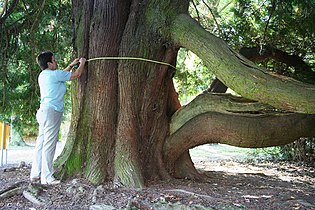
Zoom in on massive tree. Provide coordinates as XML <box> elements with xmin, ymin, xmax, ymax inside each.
<box><xmin>53</xmin><ymin>0</ymin><xmax>315</xmax><ymax>188</ymax></box>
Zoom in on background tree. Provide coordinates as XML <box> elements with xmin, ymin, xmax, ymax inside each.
<box><xmin>0</xmin><ymin>0</ymin><xmax>72</xmax><ymax>137</ymax></box>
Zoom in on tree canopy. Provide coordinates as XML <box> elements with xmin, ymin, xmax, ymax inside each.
<box><xmin>0</xmin><ymin>0</ymin><xmax>72</xmax><ymax>134</ymax></box>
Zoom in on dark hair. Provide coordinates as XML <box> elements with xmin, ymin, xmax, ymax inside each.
<box><xmin>37</xmin><ymin>51</ymin><xmax>54</xmax><ymax>70</ymax></box>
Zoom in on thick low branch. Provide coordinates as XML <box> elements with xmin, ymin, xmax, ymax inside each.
<box><xmin>170</xmin><ymin>93</ymin><xmax>273</xmax><ymax>135</ymax></box>
<box><xmin>164</xmin><ymin>93</ymin><xmax>315</xmax><ymax>168</ymax></box>
<box><xmin>165</xmin><ymin>112</ymin><xmax>315</xmax><ymax>167</ymax></box>
<box><xmin>170</xmin><ymin>14</ymin><xmax>315</xmax><ymax>114</ymax></box>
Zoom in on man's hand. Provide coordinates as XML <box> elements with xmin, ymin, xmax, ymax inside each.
<box><xmin>70</xmin><ymin>57</ymin><xmax>87</xmax><ymax>80</ymax></box>
<box><xmin>65</xmin><ymin>58</ymin><xmax>80</xmax><ymax>71</ymax></box>
<box><xmin>70</xmin><ymin>58</ymin><xmax>80</xmax><ymax>67</ymax></box>
<box><xmin>79</xmin><ymin>57</ymin><xmax>86</xmax><ymax>64</ymax></box>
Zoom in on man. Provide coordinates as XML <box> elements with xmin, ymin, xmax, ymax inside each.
<box><xmin>30</xmin><ymin>51</ymin><xmax>86</xmax><ymax>184</ymax></box>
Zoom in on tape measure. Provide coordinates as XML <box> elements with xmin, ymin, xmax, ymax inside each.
<box><xmin>74</xmin><ymin>56</ymin><xmax>176</xmax><ymax>69</ymax></box>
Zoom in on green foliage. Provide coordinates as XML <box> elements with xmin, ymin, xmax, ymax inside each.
<box><xmin>174</xmin><ymin>49</ymin><xmax>215</xmax><ymax>104</ymax></box>
<box><xmin>189</xmin><ymin>0</ymin><xmax>315</xmax><ymax>81</ymax></box>
<box><xmin>248</xmin><ymin>147</ymin><xmax>287</xmax><ymax>161</ymax></box>
<box><xmin>227</xmin><ymin>0</ymin><xmax>315</xmax><ymax>80</ymax></box>
<box><xmin>0</xmin><ymin>0</ymin><xmax>73</xmax><ymax>136</ymax></box>
<box><xmin>247</xmin><ymin>138</ymin><xmax>315</xmax><ymax>163</ymax></box>
<box><xmin>280</xmin><ymin>138</ymin><xmax>315</xmax><ymax>162</ymax></box>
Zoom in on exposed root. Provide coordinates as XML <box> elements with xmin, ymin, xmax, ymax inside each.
<box><xmin>0</xmin><ymin>186</ymin><xmax>25</xmax><ymax>199</ymax></box>
<box><xmin>0</xmin><ymin>181</ymin><xmax>27</xmax><ymax>199</ymax></box>
<box><xmin>0</xmin><ymin>180</ymin><xmax>48</xmax><ymax>206</ymax></box>
<box><xmin>165</xmin><ymin>189</ymin><xmax>223</xmax><ymax>201</ymax></box>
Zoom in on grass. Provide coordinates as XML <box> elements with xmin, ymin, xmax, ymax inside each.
<box><xmin>190</xmin><ymin>143</ymin><xmax>254</xmax><ymax>161</ymax></box>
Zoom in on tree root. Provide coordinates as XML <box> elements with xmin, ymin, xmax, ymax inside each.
<box><xmin>0</xmin><ymin>181</ymin><xmax>27</xmax><ymax>199</ymax></box>
<box><xmin>0</xmin><ymin>181</ymin><xmax>47</xmax><ymax>206</ymax></box>
<box><xmin>165</xmin><ymin>189</ymin><xmax>223</xmax><ymax>201</ymax></box>
<box><xmin>0</xmin><ymin>186</ymin><xmax>25</xmax><ymax>199</ymax></box>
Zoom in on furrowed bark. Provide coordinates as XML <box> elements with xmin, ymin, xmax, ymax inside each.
<box><xmin>56</xmin><ymin>0</ymin><xmax>130</xmax><ymax>184</ymax></box>
<box><xmin>113</xmin><ymin>0</ymin><xmax>185</xmax><ymax>187</ymax></box>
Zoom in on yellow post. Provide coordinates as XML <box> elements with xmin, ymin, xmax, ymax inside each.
<box><xmin>1</xmin><ymin>121</ymin><xmax>10</xmax><ymax>166</ymax></box>
<box><xmin>0</xmin><ymin>121</ymin><xmax>10</xmax><ymax>149</ymax></box>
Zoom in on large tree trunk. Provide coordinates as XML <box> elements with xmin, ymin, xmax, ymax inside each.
<box><xmin>114</xmin><ymin>1</ymin><xmax>177</xmax><ymax>187</ymax></box>
<box><xmin>55</xmin><ymin>1</ymin><xmax>315</xmax><ymax>187</ymax></box>
<box><xmin>56</xmin><ymin>0</ymin><xmax>131</xmax><ymax>184</ymax></box>
<box><xmin>56</xmin><ymin>0</ymin><xmax>189</xmax><ymax>187</ymax></box>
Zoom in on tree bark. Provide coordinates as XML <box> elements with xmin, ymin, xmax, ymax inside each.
<box><xmin>114</xmin><ymin>0</ymin><xmax>188</xmax><ymax>187</ymax></box>
<box><xmin>56</xmin><ymin>0</ymin><xmax>131</xmax><ymax>184</ymax></box>
<box><xmin>57</xmin><ymin>0</ymin><xmax>189</xmax><ymax>187</ymax></box>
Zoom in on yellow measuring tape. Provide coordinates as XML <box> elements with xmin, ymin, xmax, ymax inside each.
<box><xmin>76</xmin><ymin>56</ymin><xmax>176</xmax><ymax>70</ymax></box>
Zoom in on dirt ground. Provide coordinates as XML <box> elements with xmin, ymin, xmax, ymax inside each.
<box><xmin>0</xmin><ymin>146</ymin><xmax>314</xmax><ymax>209</ymax></box>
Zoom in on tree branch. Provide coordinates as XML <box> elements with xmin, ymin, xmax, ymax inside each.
<box><xmin>0</xmin><ymin>0</ymin><xmax>8</xmax><ymax>19</ymax></box>
<box><xmin>0</xmin><ymin>0</ymin><xmax>19</xmax><ymax>24</ymax></box>
<box><xmin>190</xmin><ymin>0</ymin><xmax>200</xmax><ymax>22</ymax></box>
<box><xmin>164</xmin><ymin>93</ymin><xmax>315</xmax><ymax>167</ymax></box>
<box><xmin>201</xmin><ymin>0</ymin><xmax>225</xmax><ymax>39</ymax></box>
<box><xmin>262</xmin><ymin>0</ymin><xmax>276</xmax><ymax>42</ymax></box>
<box><xmin>239</xmin><ymin>45</ymin><xmax>313</xmax><ymax>76</ymax></box>
<box><xmin>170</xmin><ymin>14</ymin><xmax>315</xmax><ymax>114</ymax></box>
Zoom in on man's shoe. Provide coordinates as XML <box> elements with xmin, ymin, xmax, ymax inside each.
<box><xmin>30</xmin><ymin>177</ymin><xmax>40</xmax><ymax>183</ymax></box>
<box><xmin>47</xmin><ymin>179</ymin><xmax>61</xmax><ymax>185</ymax></box>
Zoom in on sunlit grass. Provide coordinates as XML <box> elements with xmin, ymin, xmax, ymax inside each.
<box><xmin>190</xmin><ymin>143</ymin><xmax>283</xmax><ymax>162</ymax></box>
<box><xmin>190</xmin><ymin>143</ymin><xmax>253</xmax><ymax>161</ymax></box>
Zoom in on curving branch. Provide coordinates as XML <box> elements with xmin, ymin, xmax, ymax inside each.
<box><xmin>170</xmin><ymin>14</ymin><xmax>315</xmax><ymax>114</ymax></box>
<box><xmin>0</xmin><ymin>0</ymin><xmax>8</xmax><ymax>18</ymax></box>
<box><xmin>207</xmin><ymin>43</ymin><xmax>314</xmax><ymax>95</ymax></box>
<box><xmin>170</xmin><ymin>93</ymin><xmax>274</xmax><ymax>135</ymax></box>
<box><xmin>239</xmin><ymin>45</ymin><xmax>313</xmax><ymax>76</ymax></box>
<box><xmin>0</xmin><ymin>0</ymin><xmax>19</xmax><ymax>24</ymax></box>
<box><xmin>164</xmin><ymin>93</ymin><xmax>315</xmax><ymax>169</ymax></box>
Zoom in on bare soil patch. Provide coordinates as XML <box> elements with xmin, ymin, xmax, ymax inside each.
<box><xmin>0</xmin><ymin>145</ymin><xmax>314</xmax><ymax>209</ymax></box>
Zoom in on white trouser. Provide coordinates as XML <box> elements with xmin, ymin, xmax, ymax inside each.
<box><xmin>30</xmin><ymin>106</ymin><xmax>62</xmax><ymax>184</ymax></box>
